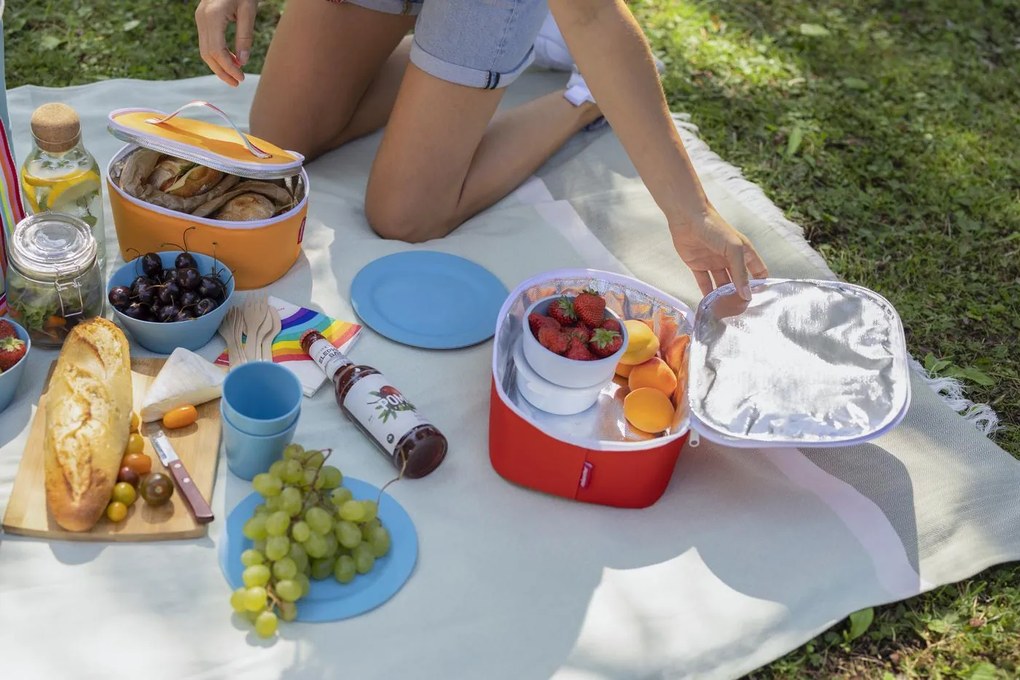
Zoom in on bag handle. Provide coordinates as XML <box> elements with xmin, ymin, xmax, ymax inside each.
<box><xmin>144</xmin><ymin>101</ymin><xmax>272</xmax><ymax>159</ymax></box>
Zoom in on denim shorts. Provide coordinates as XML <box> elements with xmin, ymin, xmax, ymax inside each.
<box><xmin>343</xmin><ymin>0</ymin><xmax>548</xmax><ymax>89</ymax></box>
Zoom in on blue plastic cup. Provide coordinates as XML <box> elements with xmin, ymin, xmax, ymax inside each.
<box><xmin>221</xmin><ymin>402</ymin><xmax>299</xmax><ymax>480</ymax></box>
<box><xmin>221</xmin><ymin>362</ymin><xmax>302</xmax><ymax>436</ymax></box>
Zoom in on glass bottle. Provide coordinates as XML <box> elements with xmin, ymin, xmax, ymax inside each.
<box><xmin>301</xmin><ymin>330</ymin><xmax>448</xmax><ymax>478</ymax></box>
<box><xmin>20</xmin><ymin>102</ymin><xmax>106</xmax><ymax>270</ymax></box>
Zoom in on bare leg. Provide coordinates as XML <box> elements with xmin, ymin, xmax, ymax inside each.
<box><xmin>366</xmin><ymin>65</ymin><xmax>601</xmax><ymax>242</ymax></box>
<box><xmin>250</xmin><ymin>1</ymin><xmax>415</xmax><ymax>158</ymax></box>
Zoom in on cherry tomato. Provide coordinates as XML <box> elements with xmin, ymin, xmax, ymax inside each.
<box><xmin>126</xmin><ymin>433</ymin><xmax>145</xmax><ymax>455</ymax></box>
<box><xmin>117</xmin><ymin>466</ymin><xmax>140</xmax><ymax>487</ymax></box>
<box><xmin>141</xmin><ymin>473</ymin><xmax>174</xmax><ymax>507</ymax></box>
<box><xmin>112</xmin><ymin>482</ymin><xmax>137</xmax><ymax>506</ymax></box>
<box><xmin>162</xmin><ymin>405</ymin><xmax>198</xmax><ymax>430</ymax></box>
<box><xmin>122</xmin><ymin>452</ymin><xmax>152</xmax><ymax>476</ymax></box>
<box><xmin>130</xmin><ymin>412</ymin><xmax>140</xmax><ymax>433</ymax></box>
<box><xmin>106</xmin><ymin>501</ymin><xmax>128</xmax><ymax>523</ymax></box>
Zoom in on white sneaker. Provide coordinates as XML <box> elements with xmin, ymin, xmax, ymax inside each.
<box><xmin>564</xmin><ymin>68</ymin><xmax>595</xmax><ymax>106</ymax></box>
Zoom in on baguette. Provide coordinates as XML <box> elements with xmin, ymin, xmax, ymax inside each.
<box><xmin>44</xmin><ymin>318</ymin><xmax>132</xmax><ymax>532</ymax></box>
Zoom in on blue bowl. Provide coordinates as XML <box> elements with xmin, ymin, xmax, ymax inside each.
<box><xmin>108</xmin><ymin>251</ymin><xmax>235</xmax><ymax>354</ymax></box>
<box><xmin>0</xmin><ymin>317</ymin><xmax>31</xmax><ymax>414</ymax></box>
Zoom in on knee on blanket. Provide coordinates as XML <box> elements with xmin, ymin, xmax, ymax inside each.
<box><xmin>365</xmin><ymin>195</ymin><xmax>455</xmax><ymax>244</ymax></box>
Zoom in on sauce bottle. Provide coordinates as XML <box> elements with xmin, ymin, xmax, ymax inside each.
<box><xmin>301</xmin><ymin>330</ymin><xmax>448</xmax><ymax>478</ymax></box>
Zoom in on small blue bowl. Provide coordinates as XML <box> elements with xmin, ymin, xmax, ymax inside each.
<box><xmin>0</xmin><ymin>317</ymin><xmax>31</xmax><ymax>414</ymax></box>
<box><xmin>108</xmin><ymin>251</ymin><xmax>235</xmax><ymax>354</ymax></box>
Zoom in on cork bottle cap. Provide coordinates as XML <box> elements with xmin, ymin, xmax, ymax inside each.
<box><xmin>30</xmin><ymin>103</ymin><xmax>81</xmax><ymax>153</ymax></box>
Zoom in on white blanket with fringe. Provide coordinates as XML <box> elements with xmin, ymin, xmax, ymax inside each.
<box><xmin>0</xmin><ymin>71</ymin><xmax>1017</xmax><ymax>680</ymax></box>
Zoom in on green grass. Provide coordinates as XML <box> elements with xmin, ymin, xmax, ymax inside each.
<box><xmin>5</xmin><ymin>1</ymin><xmax>1019</xmax><ymax>677</ymax></box>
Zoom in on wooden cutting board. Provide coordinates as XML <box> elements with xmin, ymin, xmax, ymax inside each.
<box><xmin>2</xmin><ymin>358</ymin><xmax>221</xmax><ymax>541</ymax></box>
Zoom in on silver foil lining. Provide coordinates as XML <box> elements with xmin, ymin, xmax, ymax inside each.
<box><xmin>494</xmin><ymin>272</ymin><xmax>693</xmax><ymax>448</ymax></box>
<box><xmin>688</xmin><ymin>279</ymin><xmax>909</xmax><ymax>444</ymax></box>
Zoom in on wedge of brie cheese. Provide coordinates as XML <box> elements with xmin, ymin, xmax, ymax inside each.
<box><xmin>141</xmin><ymin>348</ymin><xmax>227</xmax><ymax>422</ymax></box>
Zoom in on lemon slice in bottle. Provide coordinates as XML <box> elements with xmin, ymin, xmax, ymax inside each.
<box><xmin>47</xmin><ymin>171</ymin><xmax>101</xmax><ymax>211</ymax></box>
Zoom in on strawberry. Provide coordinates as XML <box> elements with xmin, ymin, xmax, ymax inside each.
<box><xmin>528</xmin><ymin>313</ymin><xmax>559</xmax><ymax>338</ymax></box>
<box><xmin>547</xmin><ymin>296</ymin><xmax>577</xmax><ymax>326</ymax></box>
<box><xmin>565</xmin><ymin>325</ymin><xmax>591</xmax><ymax>344</ymax></box>
<box><xmin>601</xmin><ymin>318</ymin><xmax>622</xmax><ymax>334</ymax></box>
<box><xmin>537</xmin><ymin>326</ymin><xmax>570</xmax><ymax>355</ymax></box>
<box><xmin>588</xmin><ymin>328</ymin><xmax>623</xmax><ymax>358</ymax></box>
<box><xmin>574</xmin><ymin>289</ymin><xmax>607</xmax><ymax>328</ymax></box>
<box><xmin>0</xmin><ymin>335</ymin><xmax>27</xmax><ymax>372</ymax></box>
<box><xmin>0</xmin><ymin>320</ymin><xmax>16</xmax><ymax>340</ymax></box>
<box><xmin>565</xmin><ymin>338</ymin><xmax>596</xmax><ymax>361</ymax></box>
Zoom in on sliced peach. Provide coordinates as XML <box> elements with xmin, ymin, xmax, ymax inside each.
<box><xmin>627</xmin><ymin>357</ymin><xmax>677</xmax><ymax>397</ymax></box>
<box><xmin>619</xmin><ymin>320</ymin><xmax>660</xmax><ymax>365</ymax></box>
<box><xmin>624</xmin><ymin>387</ymin><xmax>674</xmax><ymax>434</ymax></box>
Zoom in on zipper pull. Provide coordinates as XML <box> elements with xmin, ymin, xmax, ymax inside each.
<box><xmin>688</xmin><ymin>429</ymin><xmax>700</xmax><ymax>448</ymax></box>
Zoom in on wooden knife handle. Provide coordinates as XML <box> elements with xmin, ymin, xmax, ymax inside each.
<box><xmin>168</xmin><ymin>460</ymin><xmax>214</xmax><ymax>524</ymax></box>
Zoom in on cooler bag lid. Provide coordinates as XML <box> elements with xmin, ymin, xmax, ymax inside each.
<box><xmin>108</xmin><ymin>101</ymin><xmax>303</xmax><ymax>180</ymax></box>
<box><xmin>687</xmin><ymin>278</ymin><xmax>911</xmax><ymax>448</ymax></box>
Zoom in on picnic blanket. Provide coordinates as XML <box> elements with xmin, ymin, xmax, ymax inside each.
<box><xmin>1</xmin><ymin>71</ymin><xmax>1018</xmax><ymax>680</ymax></box>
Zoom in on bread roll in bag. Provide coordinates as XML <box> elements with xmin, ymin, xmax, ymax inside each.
<box><xmin>44</xmin><ymin>318</ymin><xmax>132</xmax><ymax>531</ymax></box>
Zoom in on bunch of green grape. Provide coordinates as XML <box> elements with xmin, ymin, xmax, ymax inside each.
<box><xmin>228</xmin><ymin>443</ymin><xmax>392</xmax><ymax>638</ymax></box>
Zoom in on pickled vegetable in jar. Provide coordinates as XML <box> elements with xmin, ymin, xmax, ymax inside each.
<box><xmin>6</xmin><ymin>213</ymin><xmax>105</xmax><ymax>347</ymax></box>
<box><xmin>20</xmin><ymin>103</ymin><xmax>106</xmax><ymax>269</ymax></box>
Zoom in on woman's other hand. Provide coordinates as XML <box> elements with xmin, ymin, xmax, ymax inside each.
<box><xmin>670</xmin><ymin>206</ymin><xmax>769</xmax><ymax>300</ymax></box>
<box><xmin>195</xmin><ymin>0</ymin><xmax>258</xmax><ymax>87</ymax></box>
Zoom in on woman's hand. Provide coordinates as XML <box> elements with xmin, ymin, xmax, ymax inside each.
<box><xmin>670</xmin><ymin>206</ymin><xmax>769</xmax><ymax>300</ymax></box>
<box><xmin>195</xmin><ymin>0</ymin><xmax>258</xmax><ymax>87</ymax></box>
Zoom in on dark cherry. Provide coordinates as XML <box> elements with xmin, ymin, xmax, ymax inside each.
<box><xmin>130</xmin><ymin>275</ymin><xmax>152</xmax><ymax>297</ymax></box>
<box><xmin>194</xmin><ymin>298</ymin><xmax>218</xmax><ymax>317</ymax></box>
<box><xmin>197</xmin><ymin>275</ymin><xmax>226</xmax><ymax>301</ymax></box>
<box><xmin>162</xmin><ymin>268</ymin><xmax>179</xmax><ymax>285</ymax></box>
<box><xmin>108</xmin><ymin>285</ymin><xmax>131</xmax><ymax>308</ymax></box>
<box><xmin>156</xmin><ymin>304</ymin><xmax>178</xmax><ymax>322</ymax></box>
<box><xmin>123</xmin><ymin>302</ymin><xmax>153</xmax><ymax>321</ymax></box>
<box><xmin>158</xmin><ymin>281</ymin><xmax>181</xmax><ymax>305</ymax></box>
<box><xmin>174</xmin><ymin>252</ymin><xmax>198</xmax><ymax>271</ymax></box>
<box><xmin>141</xmin><ymin>252</ymin><xmax>163</xmax><ymax>278</ymax></box>
<box><xmin>171</xmin><ymin>308</ymin><xmax>195</xmax><ymax>322</ymax></box>
<box><xmin>177</xmin><ymin>267</ymin><xmax>201</xmax><ymax>291</ymax></box>
<box><xmin>179</xmin><ymin>290</ymin><xmax>200</xmax><ymax>308</ymax></box>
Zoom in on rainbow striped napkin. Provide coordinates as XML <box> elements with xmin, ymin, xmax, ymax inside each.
<box><xmin>216</xmin><ymin>296</ymin><xmax>362</xmax><ymax>397</ymax></box>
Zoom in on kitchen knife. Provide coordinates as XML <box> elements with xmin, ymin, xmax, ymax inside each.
<box><xmin>150</xmin><ymin>429</ymin><xmax>214</xmax><ymax>524</ymax></box>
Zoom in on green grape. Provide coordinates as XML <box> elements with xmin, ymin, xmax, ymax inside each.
<box><xmin>336</xmin><ymin>521</ymin><xmax>362</xmax><ymax>549</ymax></box>
<box><xmin>319</xmin><ymin>466</ymin><xmax>343</xmax><ymax>490</ymax></box>
<box><xmin>277</xmin><ymin>600</ymin><xmax>298</xmax><ymax>622</ymax></box>
<box><xmin>310</xmin><ymin>557</ymin><xmax>336</xmax><ymax>580</ymax></box>
<box><xmin>230</xmin><ymin>587</ymin><xmax>248</xmax><ymax>613</ymax></box>
<box><xmin>368</xmin><ymin>525</ymin><xmax>391</xmax><ymax>557</ymax></box>
<box><xmin>242</xmin><ymin>516</ymin><xmax>268</xmax><ymax>541</ymax></box>
<box><xmin>266</xmin><ymin>496</ymin><xmax>285</xmax><ymax>513</ymax></box>
<box><xmin>360</xmin><ymin>518</ymin><xmax>382</xmax><ymax>541</ymax></box>
<box><xmin>252</xmin><ymin>539</ymin><xmax>267</xmax><ymax>553</ymax></box>
<box><xmin>268</xmin><ymin>460</ymin><xmax>287</xmax><ymax>479</ymax></box>
<box><xmin>288</xmin><ymin>542</ymin><xmax>310</xmax><ymax>573</ymax></box>
<box><xmin>283</xmin><ymin>459</ymin><xmax>304</xmax><ymax>484</ymax></box>
<box><xmin>334</xmin><ymin>555</ymin><xmax>357</xmax><ymax>584</ymax></box>
<box><xmin>243</xmin><ymin>586</ymin><xmax>267</xmax><ymax>612</ymax></box>
<box><xmin>303</xmin><ymin>468</ymin><xmax>318</xmax><ymax>487</ymax></box>
<box><xmin>266</xmin><ymin>535</ymin><xmax>291</xmax><ymax>561</ymax></box>
<box><xmin>254</xmin><ymin>610</ymin><xmax>278</xmax><ymax>638</ymax></box>
<box><xmin>304</xmin><ymin>532</ymin><xmax>328</xmax><ymax>559</ymax></box>
<box><xmin>304</xmin><ymin>450</ymin><xmax>325</xmax><ymax>468</ymax></box>
<box><xmin>339</xmin><ymin>500</ymin><xmax>366</xmax><ymax>523</ymax></box>
<box><xmin>295</xmin><ymin>573</ymin><xmax>311</xmax><ymax>597</ymax></box>
<box><xmin>282</xmin><ymin>443</ymin><xmax>305</xmax><ymax>460</ymax></box>
<box><xmin>253</xmin><ymin>503</ymin><xmax>270</xmax><ymax>517</ymax></box>
<box><xmin>361</xmin><ymin>500</ymin><xmax>378</xmax><ymax>522</ymax></box>
<box><xmin>252</xmin><ymin>473</ymin><xmax>283</xmax><ymax>498</ymax></box>
<box><xmin>265</xmin><ymin>511</ymin><xmax>291</xmax><ymax>537</ymax></box>
<box><xmin>241</xmin><ymin>549</ymin><xmax>266</xmax><ymax>567</ymax></box>
<box><xmin>272</xmin><ymin>557</ymin><xmax>298</xmax><ymax>581</ymax></box>
<box><xmin>242</xmin><ymin>564</ymin><xmax>271</xmax><ymax>588</ymax></box>
<box><xmin>291</xmin><ymin>521</ymin><xmax>312</xmax><ymax>543</ymax></box>
<box><xmin>280</xmin><ymin>486</ymin><xmax>303</xmax><ymax>515</ymax></box>
<box><xmin>322</xmin><ymin>532</ymin><xmax>339</xmax><ymax>560</ymax></box>
<box><xmin>305</xmin><ymin>507</ymin><xmax>333</xmax><ymax>535</ymax></box>
<box><xmin>352</xmin><ymin>543</ymin><xmax>375</xmax><ymax>574</ymax></box>
<box><xmin>275</xmin><ymin>579</ymin><xmax>302</xmax><ymax>602</ymax></box>
<box><xmin>330</xmin><ymin>487</ymin><xmax>354</xmax><ymax>508</ymax></box>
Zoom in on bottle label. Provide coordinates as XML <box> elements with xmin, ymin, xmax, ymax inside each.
<box><xmin>342</xmin><ymin>374</ymin><xmax>431</xmax><ymax>459</ymax></box>
<box><xmin>306</xmin><ymin>336</ymin><xmax>352</xmax><ymax>380</ymax></box>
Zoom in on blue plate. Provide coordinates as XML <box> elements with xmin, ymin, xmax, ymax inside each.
<box><xmin>218</xmin><ymin>478</ymin><xmax>418</xmax><ymax>622</ymax></box>
<box><xmin>350</xmin><ymin>251</ymin><xmax>508</xmax><ymax>349</ymax></box>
